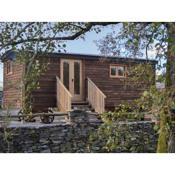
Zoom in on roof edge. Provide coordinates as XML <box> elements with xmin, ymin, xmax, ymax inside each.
<box><xmin>2</xmin><ymin>50</ymin><xmax>158</xmax><ymax>64</ymax></box>
<box><xmin>44</xmin><ymin>52</ymin><xmax>158</xmax><ymax>64</ymax></box>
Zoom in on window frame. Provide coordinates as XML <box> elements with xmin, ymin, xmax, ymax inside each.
<box><xmin>109</xmin><ymin>64</ymin><xmax>127</xmax><ymax>78</ymax></box>
<box><xmin>6</xmin><ymin>60</ymin><xmax>13</xmax><ymax>75</ymax></box>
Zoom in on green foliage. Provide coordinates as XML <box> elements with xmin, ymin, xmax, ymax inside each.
<box><xmin>142</xmin><ymin>85</ymin><xmax>175</xmax><ymax>153</ymax></box>
<box><xmin>89</xmin><ymin>86</ymin><xmax>175</xmax><ymax>153</ymax></box>
<box><xmin>103</xmin><ymin>67</ymin><xmax>160</xmax><ymax>122</ymax></box>
<box><xmin>2</xmin><ymin>110</ymin><xmax>12</xmax><ymax>152</ymax></box>
<box><xmin>89</xmin><ymin>122</ymin><xmax>129</xmax><ymax>152</ymax></box>
<box><xmin>157</xmin><ymin>73</ymin><xmax>165</xmax><ymax>83</ymax></box>
<box><xmin>101</xmin><ymin>103</ymin><xmax>144</xmax><ymax>124</ymax></box>
<box><xmin>89</xmin><ymin>119</ymin><xmax>154</xmax><ymax>153</ymax></box>
<box><xmin>89</xmin><ymin>95</ymin><xmax>148</xmax><ymax>152</ymax></box>
<box><xmin>125</xmin><ymin>63</ymin><xmax>155</xmax><ymax>89</ymax></box>
<box><xmin>135</xmin><ymin>86</ymin><xmax>163</xmax><ymax>114</ymax></box>
<box><xmin>97</xmin><ymin>22</ymin><xmax>166</xmax><ymax>60</ymax></box>
<box><xmin>18</xmin><ymin>51</ymin><xmax>49</xmax><ymax>115</ymax></box>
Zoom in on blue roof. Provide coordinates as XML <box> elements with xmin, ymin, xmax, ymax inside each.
<box><xmin>2</xmin><ymin>50</ymin><xmax>16</xmax><ymax>61</ymax></box>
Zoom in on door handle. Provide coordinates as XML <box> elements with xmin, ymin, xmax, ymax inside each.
<box><xmin>72</xmin><ymin>78</ymin><xmax>74</xmax><ymax>82</ymax></box>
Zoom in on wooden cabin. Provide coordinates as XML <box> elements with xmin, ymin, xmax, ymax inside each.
<box><xmin>3</xmin><ymin>52</ymin><xmax>157</xmax><ymax>113</ymax></box>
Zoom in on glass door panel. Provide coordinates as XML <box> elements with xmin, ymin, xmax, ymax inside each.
<box><xmin>63</xmin><ymin>61</ymin><xmax>69</xmax><ymax>90</ymax></box>
<box><xmin>74</xmin><ymin>61</ymin><xmax>80</xmax><ymax>95</ymax></box>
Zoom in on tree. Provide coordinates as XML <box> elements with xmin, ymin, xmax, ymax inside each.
<box><xmin>96</xmin><ymin>22</ymin><xmax>175</xmax><ymax>153</ymax></box>
<box><xmin>0</xmin><ymin>22</ymin><xmax>118</xmax><ymax>58</ymax></box>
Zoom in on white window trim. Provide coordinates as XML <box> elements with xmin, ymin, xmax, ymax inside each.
<box><xmin>109</xmin><ymin>65</ymin><xmax>126</xmax><ymax>78</ymax></box>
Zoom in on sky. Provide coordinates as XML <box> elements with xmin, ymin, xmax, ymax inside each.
<box><xmin>0</xmin><ymin>25</ymin><xmax>115</xmax><ymax>85</ymax></box>
<box><xmin>64</xmin><ymin>26</ymin><xmax>116</xmax><ymax>54</ymax></box>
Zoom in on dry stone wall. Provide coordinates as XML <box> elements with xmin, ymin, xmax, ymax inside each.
<box><xmin>0</xmin><ymin>120</ymin><xmax>158</xmax><ymax>153</ymax></box>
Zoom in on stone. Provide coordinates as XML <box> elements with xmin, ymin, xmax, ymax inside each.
<box><xmin>0</xmin><ymin>120</ymin><xmax>158</xmax><ymax>153</ymax></box>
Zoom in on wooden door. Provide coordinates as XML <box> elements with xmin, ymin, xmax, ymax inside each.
<box><xmin>60</xmin><ymin>59</ymin><xmax>83</xmax><ymax>101</ymax></box>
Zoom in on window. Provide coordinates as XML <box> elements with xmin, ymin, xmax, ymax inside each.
<box><xmin>110</xmin><ymin>65</ymin><xmax>126</xmax><ymax>78</ymax></box>
<box><xmin>6</xmin><ymin>61</ymin><xmax>13</xmax><ymax>75</ymax></box>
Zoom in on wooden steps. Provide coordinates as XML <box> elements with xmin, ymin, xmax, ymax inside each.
<box><xmin>71</xmin><ymin>101</ymin><xmax>94</xmax><ymax>112</ymax></box>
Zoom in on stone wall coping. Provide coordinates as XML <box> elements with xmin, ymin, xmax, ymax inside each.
<box><xmin>0</xmin><ymin>120</ymin><xmax>154</xmax><ymax>129</ymax></box>
<box><xmin>0</xmin><ymin>120</ymin><xmax>102</xmax><ymax>129</ymax></box>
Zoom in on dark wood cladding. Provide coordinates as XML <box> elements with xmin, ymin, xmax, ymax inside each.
<box><xmin>3</xmin><ymin>52</ymin><xmax>156</xmax><ymax>112</ymax></box>
<box><xmin>31</xmin><ymin>57</ymin><xmax>60</xmax><ymax>112</ymax></box>
<box><xmin>3</xmin><ymin>61</ymin><xmax>24</xmax><ymax>109</ymax></box>
<box><xmin>3</xmin><ymin>56</ymin><xmax>61</xmax><ymax>112</ymax></box>
<box><xmin>84</xmin><ymin>59</ymin><xmax>154</xmax><ymax>109</ymax></box>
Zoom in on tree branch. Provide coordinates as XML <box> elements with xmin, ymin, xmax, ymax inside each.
<box><xmin>13</xmin><ymin>22</ymin><xmax>35</xmax><ymax>41</ymax></box>
<box><xmin>4</xmin><ymin>22</ymin><xmax>120</xmax><ymax>47</ymax></box>
<box><xmin>145</xmin><ymin>25</ymin><xmax>160</xmax><ymax>59</ymax></box>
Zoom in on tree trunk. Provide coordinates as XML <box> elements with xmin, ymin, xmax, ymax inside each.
<box><xmin>157</xmin><ymin>110</ymin><xmax>168</xmax><ymax>153</ymax></box>
<box><xmin>157</xmin><ymin>23</ymin><xmax>175</xmax><ymax>153</ymax></box>
<box><xmin>165</xmin><ymin>23</ymin><xmax>175</xmax><ymax>153</ymax></box>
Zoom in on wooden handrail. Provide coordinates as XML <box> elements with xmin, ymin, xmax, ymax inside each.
<box><xmin>87</xmin><ymin>77</ymin><xmax>106</xmax><ymax>114</ymax></box>
<box><xmin>87</xmin><ymin>78</ymin><xmax>106</xmax><ymax>98</ymax></box>
<box><xmin>56</xmin><ymin>76</ymin><xmax>72</xmax><ymax>112</ymax></box>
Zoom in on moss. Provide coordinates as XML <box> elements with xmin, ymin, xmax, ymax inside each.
<box><xmin>157</xmin><ymin>110</ymin><xmax>169</xmax><ymax>153</ymax></box>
